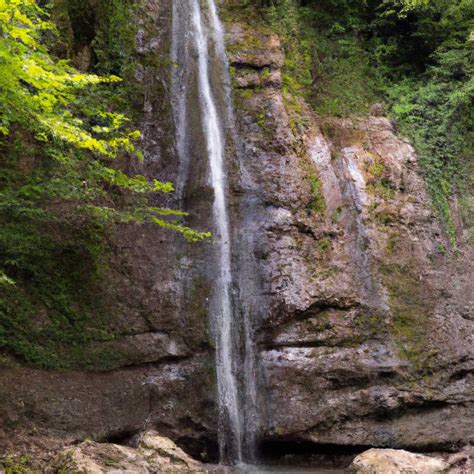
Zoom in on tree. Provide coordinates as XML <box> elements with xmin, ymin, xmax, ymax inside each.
<box><xmin>0</xmin><ymin>0</ymin><xmax>134</xmax><ymax>154</ymax></box>
<box><xmin>0</xmin><ymin>0</ymin><xmax>208</xmax><ymax>270</ymax></box>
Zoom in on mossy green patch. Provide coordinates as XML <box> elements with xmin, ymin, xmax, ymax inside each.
<box><xmin>256</xmin><ymin>107</ymin><xmax>266</xmax><ymax>128</ymax></box>
<box><xmin>0</xmin><ymin>132</ymin><xmax>125</xmax><ymax>370</ymax></box>
<box><xmin>354</xmin><ymin>312</ymin><xmax>386</xmax><ymax>339</ymax></box>
<box><xmin>0</xmin><ymin>223</ymin><xmax>122</xmax><ymax>370</ymax></box>
<box><xmin>307</xmin><ymin>174</ymin><xmax>326</xmax><ymax>215</ymax></box>
<box><xmin>366</xmin><ymin>181</ymin><xmax>396</xmax><ymax>201</ymax></box>
<box><xmin>0</xmin><ymin>450</ymin><xmax>81</xmax><ymax>473</ymax></box>
<box><xmin>315</xmin><ymin>237</ymin><xmax>331</xmax><ymax>254</ymax></box>
<box><xmin>296</xmin><ymin>142</ymin><xmax>327</xmax><ymax>216</ymax></box>
<box><xmin>364</xmin><ymin>156</ymin><xmax>397</xmax><ymax>202</ymax></box>
<box><xmin>220</xmin><ymin>3</ymin><xmax>270</xmax><ymax>32</ymax></box>
<box><xmin>0</xmin><ymin>454</ymin><xmax>37</xmax><ymax>474</ymax></box>
<box><xmin>283</xmin><ymin>92</ymin><xmax>310</xmax><ymax>136</ymax></box>
<box><xmin>263</xmin><ymin>1</ymin><xmax>380</xmax><ymax>116</ymax></box>
<box><xmin>380</xmin><ymin>262</ymin><xmax>435</xmax><ymax>372</ymax></box>
<box><xmin>365</xmin><ymin>155</ymin><xmax>384</xmax><ymax>180</ymax></box>
<box><xmin>331</xmin><ymin>206</ymin><xmax>343</xmax><ymax>223</ymax></box>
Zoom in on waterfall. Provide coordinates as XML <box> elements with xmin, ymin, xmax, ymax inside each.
<box><xmin>207</xmin><ymin>1</ymin><xmax>260</xmax><ymax>463</ymax></box>
<box><xmin>171</xmin><ymin>0</ymin><xmax>245</xmax><ymax>464</ymax></box>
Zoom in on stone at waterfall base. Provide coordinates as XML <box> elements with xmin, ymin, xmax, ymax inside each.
<box><xmin>349</xmin><ymin>448</ymin><xmax>474</xmax><ymax>474</ymax></box>
<box><xmin>61</xmin><ymin>432</ymin><xmax>215</xmax><ymax>473</ymax></box>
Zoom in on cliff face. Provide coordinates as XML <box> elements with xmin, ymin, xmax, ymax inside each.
<box><xmin>224</xmin><ymin>17</ymin><xmax>473</xmax><ymax>452</ymax></box>
<box><xmin>0</xmin><ymin>0</ymin><xmax>472</xmax><ymax>462</ymax></box>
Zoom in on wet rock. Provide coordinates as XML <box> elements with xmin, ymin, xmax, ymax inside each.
<box><xmin>234</xmin><ymin>69</ymin><xmax>282</xmax><ymax>89</ymax></box>
<box><xmin>228</xmin><ymin>23</ymin><xmax>284</xmax><ymax>70</ymax></box>
<box><xmin>0</xmin><ymin>355</ymin><xmax>216</xmax><ymax>455</ymax></box>
<box><xmin>350</xmin><ymin>449</ymin><xmax>449</xmax><ymax>473</ymax></box>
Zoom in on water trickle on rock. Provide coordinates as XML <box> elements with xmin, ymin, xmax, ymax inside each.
<box><xmin>170</xmin><ymin>1</ymin><xmax>191</xmax><ymax>199</ymax></box>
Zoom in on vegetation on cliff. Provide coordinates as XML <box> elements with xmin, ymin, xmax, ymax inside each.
<box><xmin>236</xmin><ymin>0</ymin><xmax>473</xmax><ymax>240</ymax></box>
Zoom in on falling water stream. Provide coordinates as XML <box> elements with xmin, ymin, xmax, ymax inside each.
<box><xmin>171</xmin><ymin>0</ymin><xmax>244</xmax><ymax>465</ymax></box>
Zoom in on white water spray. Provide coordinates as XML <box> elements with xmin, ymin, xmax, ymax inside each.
<box><xmin>206</xmin><ymin>1</ymin><xmax>260</xmax><ymax>461</ymax></box>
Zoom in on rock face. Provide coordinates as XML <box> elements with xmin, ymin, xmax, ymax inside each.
<box><xmin>350</xmin><ymin>449</ymin><xmax>449</xmax><ymax>474</ymax></box>
<box><xmin>350</xmin><ymin>447</ymin><xmax>474</xmax><ymax>473</ymax></box>
<box><xmin>0</xmin><ymin>358</ymin><xmax>215</xmax><ymax>449</ymax></box>
<box><xmin>225</xmin><ymin>14</ymin><xmax>474</xmax><ymax>453</ymax></box>
<box><xmin>0</xmin><ymin>0</ymin><xmax>473</xmax><ymax>463</ymax></box>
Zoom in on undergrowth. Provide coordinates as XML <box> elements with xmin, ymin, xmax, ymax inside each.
<box><xmin>224</xmin><ymin>0</ymin><xmax>473</xmax><ymax>242</ymax></box>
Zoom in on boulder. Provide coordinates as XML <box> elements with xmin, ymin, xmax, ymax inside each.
<box><xmin>350</xmin><ymin>448</ymin><xmax>449</xmax><ymax>474</ymax></box>
<box><xmin>63</xmin><ymin>431</ymin><xmax>210</xmax><ymax>473</ymax></box>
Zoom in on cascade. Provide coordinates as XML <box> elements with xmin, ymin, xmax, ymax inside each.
<box><xmin>171</xmin><ymin>0</ymin><xmax>249</xmax><ymax>464</ymax></box>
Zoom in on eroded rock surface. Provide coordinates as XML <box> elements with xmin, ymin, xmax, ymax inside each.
<box><xmin>350</xmin><ymin>447</ymin><xmax>474</xmax><ymax>474</ymax></box>
<box><xmin>226</xmin><ymin>16</ymin><xmax>474</xmax><ymax>451</ymax></box>
<box><xmin>0</xmin><ymin>432</ymin><xmax>217</xmax><ymax>473</ymax></box>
